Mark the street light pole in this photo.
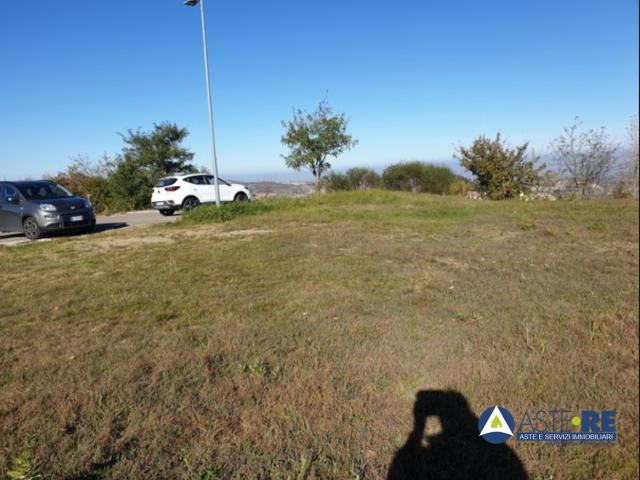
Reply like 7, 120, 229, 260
186, 0, 221, 206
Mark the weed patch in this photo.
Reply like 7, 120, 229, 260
182, 201, 273, 224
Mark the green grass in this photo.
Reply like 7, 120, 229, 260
181, 201, 274, 224
0, 190, 638, 479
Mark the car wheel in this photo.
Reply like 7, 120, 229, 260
22, 217, 43, 240
234, 192, 249, 202
83, 223, 96, 234
182, 196, 200, 211
159, 209, 174, 216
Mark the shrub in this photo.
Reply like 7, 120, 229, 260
346, 167, 381, 189
448, 180, 474, 196
50, 121, 198, 213
52, 172, 113, 213
457, 133, 545, 200
182, 201, 272, 224
324, 172, 352, 191
324, 167, 381, 191
108, 123, 198, 210
382, 161, 457, 194
611, 179, 633, 199
48, 157, 114, 213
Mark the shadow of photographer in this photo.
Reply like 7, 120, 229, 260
387, 390, 528, 480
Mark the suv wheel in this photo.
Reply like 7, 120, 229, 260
182, 196, 200, 211
234, 192, 249, 202
23, 217, 43, 240
159, 209, 174, 216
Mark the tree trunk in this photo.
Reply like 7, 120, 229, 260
634, 159, 639, 199
580, 181, 589, 199
313, 157, 324, 192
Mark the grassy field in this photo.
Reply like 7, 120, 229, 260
1, 191, 638, 479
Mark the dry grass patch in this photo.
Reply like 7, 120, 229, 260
0, 191, 637, 479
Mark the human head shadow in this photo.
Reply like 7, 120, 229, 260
387, 390, 528, 480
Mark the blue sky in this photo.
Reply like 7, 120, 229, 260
1, 0, 638, 181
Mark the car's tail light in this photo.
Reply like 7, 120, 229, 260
165, 186, 180, 192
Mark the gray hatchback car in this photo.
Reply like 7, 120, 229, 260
0, 180, 96, 240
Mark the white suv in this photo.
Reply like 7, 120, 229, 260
151, 173, 252, 216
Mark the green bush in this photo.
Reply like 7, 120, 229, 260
345, 167, 381, 189
457, 133, 545, 199
182, 201, 272, 224
324, 172, 352, 191
448, 179, 474, 196
48, 158, 115, 213
325, 168, 381, 191
382, 161, 457, 194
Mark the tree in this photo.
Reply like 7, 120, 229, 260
281, 101, 357, 190
109, 123, 196, 209
108, 158, 153, 210
119, 122, 195, 179
549, 118, 618, 198
457, 134, 544, 199
628, 116, 639, 199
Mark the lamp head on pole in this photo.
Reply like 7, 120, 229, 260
184, 0, 199, 6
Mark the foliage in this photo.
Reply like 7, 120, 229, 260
119, 122, 196, 178
48, 156, 113, 213
240, 360, 282, 377
109, 123, 197, 209
281, 101, 357, 190
549, 118, 618, 198
324, 172, 352, 191
107, 157, 155, 211
625, 116, 639, 199
324, 167, 381, 191
611, 180, 633, 199
7, 452, 43, 480
182, 201, 273, 224
457, 134, 545, 200
344, 167, 381, 189
448, 179, 474, 196
49, 123, 197, 212
382, 161, 457, 194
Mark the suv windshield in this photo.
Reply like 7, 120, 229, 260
155, 178, 177, 187
17, 182, 74, 200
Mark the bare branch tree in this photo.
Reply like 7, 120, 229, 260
628, 116, 639, 199
549, 118, 618, 198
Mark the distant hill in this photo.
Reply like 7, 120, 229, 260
231, 180, 315, 198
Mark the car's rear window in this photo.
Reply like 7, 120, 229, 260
155, 178, 177, 187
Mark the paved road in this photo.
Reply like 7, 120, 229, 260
97, 209, 179, 228
0, 209, 178, 247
